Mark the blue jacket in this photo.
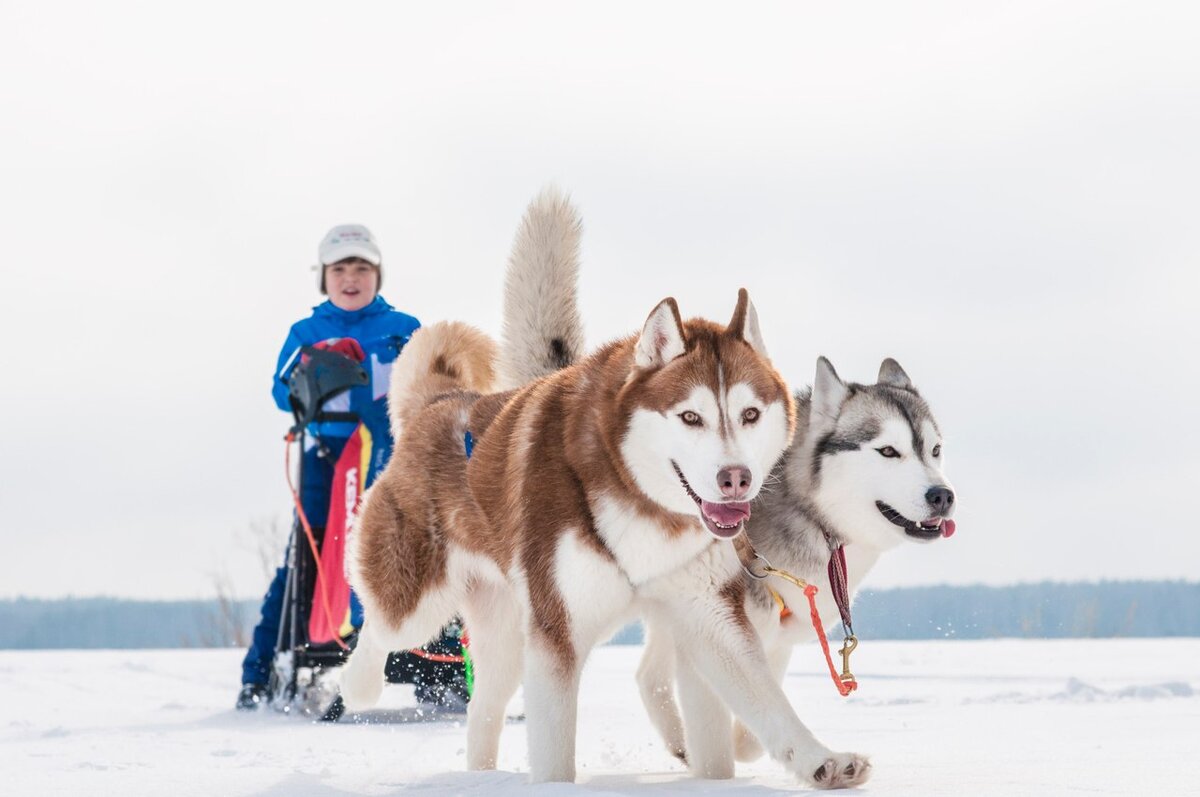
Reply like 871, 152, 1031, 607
273, 296, 420, 475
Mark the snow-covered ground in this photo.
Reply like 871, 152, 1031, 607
5, 639, 1198, 796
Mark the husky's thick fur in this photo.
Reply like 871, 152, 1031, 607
635, 356, 958, 770
340, 189, 870, 787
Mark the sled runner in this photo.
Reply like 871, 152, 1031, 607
270, 346, 472, 721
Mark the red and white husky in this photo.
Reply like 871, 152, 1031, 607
339, 189, 869, 787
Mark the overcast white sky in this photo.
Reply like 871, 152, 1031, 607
1, 1, 1198, 600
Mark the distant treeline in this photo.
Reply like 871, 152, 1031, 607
851, 580, 1200, 639
0, 597, 257, 650
1, 581, 1198, 649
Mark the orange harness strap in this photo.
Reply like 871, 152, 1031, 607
736, 534, 857, 698
801, 584, 858, 697
406, 650, 467, 664
767, 583, 858, 697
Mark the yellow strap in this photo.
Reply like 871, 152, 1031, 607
768, 585, 787, 614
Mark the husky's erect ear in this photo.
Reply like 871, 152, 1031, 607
725, 288, 768, 357
812, 356, 850, 421
635, 297, 687, 369
877, 358, 913, 390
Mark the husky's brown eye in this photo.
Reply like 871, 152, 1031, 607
877, 446, 900, 459
679, 411, 703, 427
741, 407, 760, 424
932, 444, 942, 458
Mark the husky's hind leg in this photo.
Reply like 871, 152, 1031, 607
339, 586, 464, 713
342, 482, 463, 713
339, 620, 390, 711
637, 614, 687, 763
461, 581, 524, 770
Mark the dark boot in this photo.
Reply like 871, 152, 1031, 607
236, 683, 268, 711
414, 672, 470, 712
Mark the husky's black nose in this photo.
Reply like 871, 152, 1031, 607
926, 486, 955, 513
718, 466, 753, 501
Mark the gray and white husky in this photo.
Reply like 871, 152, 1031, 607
495, 190, 956, 784
635, 355, 957, 774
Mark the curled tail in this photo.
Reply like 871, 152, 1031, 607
496, 187, 585, 391
388, 321, 498, 439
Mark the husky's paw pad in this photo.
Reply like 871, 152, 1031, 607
812, 754, 871, 789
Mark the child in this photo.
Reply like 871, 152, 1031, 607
237, 224, 454, 710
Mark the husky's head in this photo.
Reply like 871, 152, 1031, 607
801, 356, 956, 550
617, 290, 795, 540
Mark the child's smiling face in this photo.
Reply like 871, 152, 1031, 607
324, 258, 379, 311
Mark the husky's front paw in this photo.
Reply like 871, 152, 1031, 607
810, 753, 871, 789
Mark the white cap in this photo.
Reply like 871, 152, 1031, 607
317, 224, 383, 291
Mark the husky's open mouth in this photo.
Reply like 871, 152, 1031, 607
672, 461, 749, 539
876, 501, 956, 540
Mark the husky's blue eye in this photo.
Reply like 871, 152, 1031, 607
679, 411, 703, 427
741, 407, 760, 424
932, 444, 942, 458
876, 446, 900, 458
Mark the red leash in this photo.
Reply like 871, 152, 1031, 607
735, 535, 859, 697
802, 583, 858, 697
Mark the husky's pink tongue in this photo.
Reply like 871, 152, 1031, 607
701, 500, 751, 527
942, 519, 957, 538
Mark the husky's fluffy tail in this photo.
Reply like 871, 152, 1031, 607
387, 187, 582, 437
387, 321, 498, 439
495, 187, 585, 391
